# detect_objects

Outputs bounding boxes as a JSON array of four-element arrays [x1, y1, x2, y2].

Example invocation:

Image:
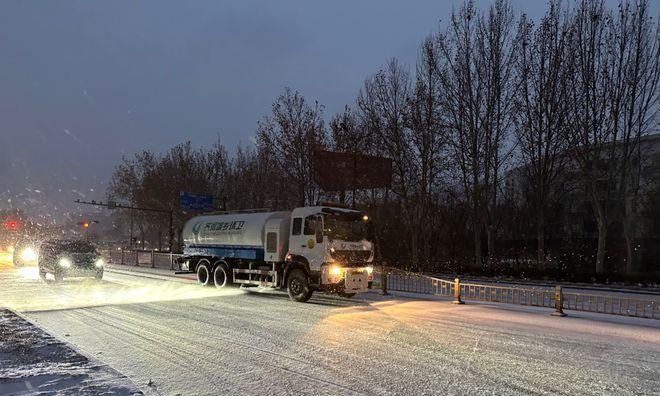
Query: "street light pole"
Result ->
[[74, 199, 175, 252]]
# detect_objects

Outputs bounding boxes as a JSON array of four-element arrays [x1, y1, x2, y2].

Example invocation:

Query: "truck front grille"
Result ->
[[330, 250, 371, 263]]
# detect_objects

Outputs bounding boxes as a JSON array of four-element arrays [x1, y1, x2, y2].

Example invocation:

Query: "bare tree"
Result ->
[[256, 88, 328, 207], [408, 36, 446, 263], [357, 58, 416, 263], [330, 105, 373, 154], [476, 0, 518, 265], [566, 0, 615, 274], [567, 0, 659, 273], [514, 1, 572, 265], [613, 0, 660, 273], [436, 0, 516, 267]]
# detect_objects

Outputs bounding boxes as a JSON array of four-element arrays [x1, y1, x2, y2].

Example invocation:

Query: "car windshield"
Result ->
[[323, 216, 369, 242], [46, 241, 96, 253]]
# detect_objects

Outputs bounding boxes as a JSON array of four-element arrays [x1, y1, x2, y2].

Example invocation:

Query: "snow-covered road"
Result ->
[[0, 263, 658, 395]]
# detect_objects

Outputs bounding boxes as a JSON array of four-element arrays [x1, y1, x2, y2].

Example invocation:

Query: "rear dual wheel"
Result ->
[[212, 262, 231, 289], [197, 260, 232, 289], [197, 261, 212, 286]]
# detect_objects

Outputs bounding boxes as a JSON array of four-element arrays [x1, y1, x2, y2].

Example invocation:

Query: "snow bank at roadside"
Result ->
[[0, 309, 142, 396]]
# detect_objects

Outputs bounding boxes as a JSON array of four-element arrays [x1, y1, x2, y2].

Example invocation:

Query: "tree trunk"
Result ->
[[486, 224, 495, 268], [411, 229, 418, 269], [624, 229, 634, 274], [595, 219, 607, 274], [474, 223, 482, 269], [536, 207, 545, 266], [623, 196, 635, 274]]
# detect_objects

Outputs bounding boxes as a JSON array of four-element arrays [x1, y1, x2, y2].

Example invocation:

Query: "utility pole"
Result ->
[[74, 199, 174, 252]]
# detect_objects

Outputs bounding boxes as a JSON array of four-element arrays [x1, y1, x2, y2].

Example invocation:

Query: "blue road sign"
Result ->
[[180, 191, 214, 212]]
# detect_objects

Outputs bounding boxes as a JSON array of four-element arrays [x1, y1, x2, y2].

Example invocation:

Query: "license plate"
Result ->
[[345, 272, 368, 292]]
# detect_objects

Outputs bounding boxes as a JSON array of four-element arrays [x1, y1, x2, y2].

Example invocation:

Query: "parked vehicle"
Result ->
[[38, 239, 104, 282], [179, 205, 374, 302]]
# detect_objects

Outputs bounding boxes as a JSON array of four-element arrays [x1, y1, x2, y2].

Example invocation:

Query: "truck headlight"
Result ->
[[95, 258, 104, 268], [330, 266, 342, 276], [58, 258, 72, 268], [365, 266, 373, 274], [20, 247, 38, 262]]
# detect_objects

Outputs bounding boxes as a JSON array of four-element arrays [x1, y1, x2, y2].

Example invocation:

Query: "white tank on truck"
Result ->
[[179, 205, 375, 302]]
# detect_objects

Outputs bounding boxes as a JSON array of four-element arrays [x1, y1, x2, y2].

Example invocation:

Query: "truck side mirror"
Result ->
[[315, 217, 323, 244]]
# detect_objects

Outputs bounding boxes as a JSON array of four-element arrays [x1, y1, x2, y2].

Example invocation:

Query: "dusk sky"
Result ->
[[0, 0, 655, 221]]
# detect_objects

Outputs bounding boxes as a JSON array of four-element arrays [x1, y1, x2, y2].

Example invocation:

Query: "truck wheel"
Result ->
[[338, 292, 356, 298], [95, 268, 104, 281], [287, 269, 312, 302], [213, 263, 231, 288], [197, 261, 212, 286], [53, 273, 64, 283]]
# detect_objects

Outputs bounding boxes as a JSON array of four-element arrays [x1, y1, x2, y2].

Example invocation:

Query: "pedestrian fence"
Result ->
[[98, 252, 658, 320], [102, 249, 183, 271], [385, 269, 659, 320]]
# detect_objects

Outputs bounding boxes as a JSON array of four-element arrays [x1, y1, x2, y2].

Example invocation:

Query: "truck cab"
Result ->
[[287, 206, 374, 297]]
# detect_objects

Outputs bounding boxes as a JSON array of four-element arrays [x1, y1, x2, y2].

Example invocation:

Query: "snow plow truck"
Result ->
[[179, 205, 374, 302]]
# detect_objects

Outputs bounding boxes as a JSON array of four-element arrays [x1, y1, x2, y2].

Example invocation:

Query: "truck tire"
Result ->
[[53, 272, 64, 283], [213, 262, 231, 288], [287, 269, 312, 302], [197, 261, 212, 286], [338, 292, 356, 298]]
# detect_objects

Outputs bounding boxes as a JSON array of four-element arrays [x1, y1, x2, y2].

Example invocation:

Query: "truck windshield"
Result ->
[[323, 216, 369, 242]]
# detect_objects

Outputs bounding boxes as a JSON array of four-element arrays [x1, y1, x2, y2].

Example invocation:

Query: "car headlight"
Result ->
[[58, 258, 72, 268], [365, 266, 373, 274], [20, 247, 38, 262], [95, 258, 104, 268]]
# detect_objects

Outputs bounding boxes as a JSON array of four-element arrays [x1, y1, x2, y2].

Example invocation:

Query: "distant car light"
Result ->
[[362, 215, 369, 221], [20, 247, 38, 262], [95, 258, 104, 268], [58, 257, 72, 268]]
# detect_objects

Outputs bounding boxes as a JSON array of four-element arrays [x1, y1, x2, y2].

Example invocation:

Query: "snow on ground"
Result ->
[[1, 260, 659, 395], [0, 308, 142, 396]]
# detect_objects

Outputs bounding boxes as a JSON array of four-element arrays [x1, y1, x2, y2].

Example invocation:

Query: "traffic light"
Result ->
[[78, 220, 99, 229]]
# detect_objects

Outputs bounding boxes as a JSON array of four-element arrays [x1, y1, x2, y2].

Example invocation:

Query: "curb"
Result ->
[[105, 265, 197, 284]]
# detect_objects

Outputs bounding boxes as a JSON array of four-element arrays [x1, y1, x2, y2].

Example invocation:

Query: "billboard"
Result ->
[[313, 150, 392, 191], [180, 192, 214, 212]]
